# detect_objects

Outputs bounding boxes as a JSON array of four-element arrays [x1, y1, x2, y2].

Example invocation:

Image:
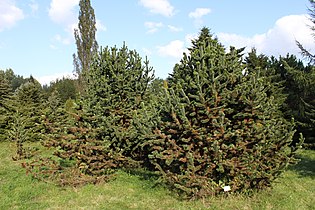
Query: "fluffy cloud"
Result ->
[[168, 25, 183, 32], [217, 15, 315, 57], [139, 0, 175, 17], [156, 34, 199, 59], [157, 40, 188, 58], [189, 8, 211, 27], [185, 33, 198, 45], [145, 21, 163, 33], [189, 8, 211, 19], [0, 0, 24, 32], [48, 0, 105, 46], [142, 47, 152, 56], [48, 0, 79, 25], [48, 0, 78, 46], [96, 19, 106, 32], [29, 0, 39, 15], [36, 72, 76, 85]]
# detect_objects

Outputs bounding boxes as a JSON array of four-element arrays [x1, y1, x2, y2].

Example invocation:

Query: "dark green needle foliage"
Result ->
[[276, 58, 315, 147], [39, 43, 155, 181], [83, 43, 154, 167], [245, 49, 286, 109], [146, 28, 301, 198], [0, 74, 14, 141], [42, 102, 118, 185], [9, 111, 31, 160], [23, 90, 118, 185], [304, 99, 315, 143], [13, 76, 44, 142]]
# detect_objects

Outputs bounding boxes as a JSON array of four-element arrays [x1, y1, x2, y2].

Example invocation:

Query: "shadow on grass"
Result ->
[[122, 168, 183, 197], [123, 168, 161, 184], [289, 153, 315, 179]]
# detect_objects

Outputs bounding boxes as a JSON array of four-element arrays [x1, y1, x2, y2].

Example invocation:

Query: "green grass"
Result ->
[[0, 141, 314, 210]]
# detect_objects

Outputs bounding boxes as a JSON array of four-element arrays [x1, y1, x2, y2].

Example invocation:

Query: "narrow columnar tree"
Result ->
[[73, 0, 98, 93]]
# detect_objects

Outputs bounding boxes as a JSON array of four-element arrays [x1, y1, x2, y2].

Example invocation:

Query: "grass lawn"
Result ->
[[0, 141, 314, 210]]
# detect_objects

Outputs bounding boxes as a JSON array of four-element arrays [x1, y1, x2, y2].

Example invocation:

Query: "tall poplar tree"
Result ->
[[73, 0, 98, 93]]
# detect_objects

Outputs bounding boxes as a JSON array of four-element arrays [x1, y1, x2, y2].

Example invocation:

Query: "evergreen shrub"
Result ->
[[145, 28, 302, 198]]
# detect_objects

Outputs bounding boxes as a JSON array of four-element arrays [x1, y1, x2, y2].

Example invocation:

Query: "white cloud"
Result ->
[[217, 15, 315, 57], [49, 44, 58, 50], [185, 33, 198, 45], [189, 8, 211, 27], [189, 8, 211, 19], [96, 19, 106, 32], [29, 0, 39, 15], [145, 21, 163, 33], [139, 0, 175, 17], [48, 0, 78, 46], [168, 25, 183, 32], [142, 47, 152, 56], [0, 41, 5, 49], [157, 40, 188, 59], [48, 0, 79, 24], [54, 34, 71, 45], [48, 0, 105, 46], [0, 0, 24, 31], [36, 72, 76, 85]]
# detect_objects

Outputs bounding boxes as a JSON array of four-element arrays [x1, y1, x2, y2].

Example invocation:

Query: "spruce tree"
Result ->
[[296, 0, 315, 64], [146, 28, 300, 198], [35, 43, 155, 184], [9, 111, 30, 160], [85, 43, 154, 165], [303, 98, 315, 149], [41, 101, 118, 184], [73, 0, 98, 93], [245, 49, 286, 114], [279, 59, 315, 146], [0, 75, 13, 141], [14, 76, 44, 142], [45, 77, 77, 103]]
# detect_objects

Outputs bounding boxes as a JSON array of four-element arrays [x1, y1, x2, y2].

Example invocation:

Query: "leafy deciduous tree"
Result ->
[[73, 0, 98, 93]]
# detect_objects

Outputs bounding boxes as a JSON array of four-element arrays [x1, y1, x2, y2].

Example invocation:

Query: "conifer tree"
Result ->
[[296, 0, 315, 64], [73, 0, 98, 93], [0, 75, 13, 141], [41, 100, 118, 183], [294, 0, 315, 145], [45, 78, 77, 103], [303, 98, 315, 148], [14, 76, 44, 142], [0, 69, 28, 92], [85, 43, 154, 164], [146, 28, 300, 198], [9, 111, 30, 160], [279, 59, 315, 146], [245, 49, 286, 113]]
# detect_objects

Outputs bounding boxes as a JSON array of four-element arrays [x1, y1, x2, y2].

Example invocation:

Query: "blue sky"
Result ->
[[0, 0, 314, 84]]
